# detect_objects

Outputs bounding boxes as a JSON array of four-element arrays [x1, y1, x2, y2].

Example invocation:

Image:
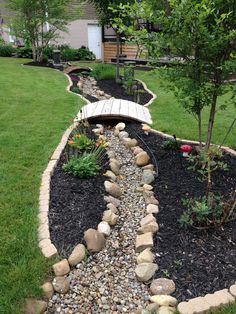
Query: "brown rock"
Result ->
[[145, 195, 159, 205], [137, 222, 159, 234], [41, 282, 54, 299], [136, 232, 153, 252], [106, 203, 118, 213], [84, 228, 105, 252], [104, 195, 121, 207], [133, 147, 144, 155], [143, 164, 154, 170], [135, 263, 158, 282], [104, 181, 122, 198], [103, 209, 118, 226], [137, 248, 154, 264], [135, 151, 150, 166], [25, 298, 47, 314], [68, 244, 86, 266], [146, 303, 159, 313], [52, 259, 70, 276], [104, 170, 116, 181], [150, 278, 176, 295], [140, 214, 156, 226], [109, 158, 121, 168], [109, 162, 120, 175], [123, 138, 138, 148], [52, 276, 70, 294]]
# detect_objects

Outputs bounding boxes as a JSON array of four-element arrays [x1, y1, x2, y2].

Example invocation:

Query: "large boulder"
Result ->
[[84, 229, 105, 252], [68, 244, 86, 266]]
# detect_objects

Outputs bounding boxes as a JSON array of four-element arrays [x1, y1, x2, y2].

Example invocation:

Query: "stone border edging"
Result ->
[[65, 73, 91, 104], [149, 128, 236, 157], [137, 79, 157, 108]]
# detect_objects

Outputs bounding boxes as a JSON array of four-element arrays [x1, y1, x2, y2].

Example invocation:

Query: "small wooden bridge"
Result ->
[[77, 99, 152, 124]]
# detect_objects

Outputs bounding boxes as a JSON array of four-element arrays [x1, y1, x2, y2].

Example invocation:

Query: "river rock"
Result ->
[[25, 298, 47, 314], [142, 170, 155, 185], [107, 150, 116, 159], [123, 138, 138, 148], [143, 164, 154, 171], [133, 147, 144, 155], [137, 248, 155, 264], [68, 244, 86, 266], [106, 203, 118, 213], [150, 295, 177, 307], [52, 276, 70, 294], [137, 222, 159, 234], [104, 170, 116, 181], [52, 259, 70, 276], [115, 122, 126, 131], [109, 158, 121, 168], [103, 209, 118, 226], [110, 162, 120, 175], [158, 306, 176, 314], [143, 184, 153, 191], [84, 229, 105, 252], [104, 181, 122, 198], [135, 263, 158, 282], [136, 232, 153, 252], [135, 151, 150, 166], [41, 282, 54, 299], [98, 221, 111, 236], [146, 204, 159, 214], [119, 131, 129, 140], [140, 214, 156, 226], [104, 195, 121, 207], [150, 278, 176, 295]]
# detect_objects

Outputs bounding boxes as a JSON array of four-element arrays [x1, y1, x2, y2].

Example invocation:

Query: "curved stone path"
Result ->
[[47, 129, 150, 313]]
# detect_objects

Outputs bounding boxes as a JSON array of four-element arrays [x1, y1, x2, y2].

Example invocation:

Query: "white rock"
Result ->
[[135, 263, 158, 282], [115, 122, 126, 131], [150, 295, 177, 307], [147, 204, 159, 214], [137, 248, 154, 264], [97, 221, 111, 236]]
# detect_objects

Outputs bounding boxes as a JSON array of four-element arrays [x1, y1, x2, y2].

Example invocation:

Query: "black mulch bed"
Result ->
[[49, 125, 109, 257], [24, 61, 53, 68], [126, 122, 236, 301], [96, 79, 153, 106]]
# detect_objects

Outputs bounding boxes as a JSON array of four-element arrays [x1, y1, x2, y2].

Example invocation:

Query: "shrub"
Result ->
[[68, 133, 94, 151], [123, 64, 135, 94], [71, 86, 81, 94], [63, 153, 101, 178], [16, 47, 33, 58], [61, 47, 78, 61], [162, 138, 181, 151], [0, 37, 5, 45], [0, 44, 14, 57], [91, 63, 116, 80], [77, 46, 95, 61]]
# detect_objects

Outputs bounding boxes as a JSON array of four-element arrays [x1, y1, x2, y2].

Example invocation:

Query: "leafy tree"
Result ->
[[6, 0, 81, 62], [111, 0, 236, 149]]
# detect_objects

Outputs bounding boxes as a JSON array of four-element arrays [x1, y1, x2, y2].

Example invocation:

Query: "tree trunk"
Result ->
[[205, 91, 218, 150], [198, 111, 202, 149], [32, 44, 37, 62], [116, 32, 120, 82]]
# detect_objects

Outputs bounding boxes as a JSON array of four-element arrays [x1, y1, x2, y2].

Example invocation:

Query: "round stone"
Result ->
[[150, 278, 176, 295]]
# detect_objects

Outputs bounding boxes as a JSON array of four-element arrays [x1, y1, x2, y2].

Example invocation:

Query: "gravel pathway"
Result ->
[[47, 129, 150, 313]]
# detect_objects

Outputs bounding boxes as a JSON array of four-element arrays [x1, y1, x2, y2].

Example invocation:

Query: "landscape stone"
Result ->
[[137, 222, 159, 234], [106, 202, 118, 213], [188, 297, 210, 313], [104, 181, 122, 198], [104, 170, 116, 181], [150, 295, 177, 307], [142, 170, 155, 185], [147, 204, 159, 214], [102, 209, 118, 226], [137, 248, 154, 264], [135, 263, 158, 282], [119, 131, 129, 140], [158, 306, 176, 314], [143, 164, 154, 170], [140, 214, 156, 226], [133, 147, 144, 155], [52, 276, 70, 294], [68, 244, 86, 266], [115, 122, 126, 131], [84, 229, 105, 252], [107, 150, 116, 158], [52, 259, 70, 276], [136, 232, 153, 252], [41, 243, 57, 259], [150, 278, 176, 295], [229, 284, 236, 297], [135, 151, 150, 166], [213, 289, 235, 304], [123, 138, 138, 148], [177, 302, 195, 314], [204, 293, 223, 310], [104, 195, 121, 207], [110, 162, 120, 175], [109, 158, 121, 168], [145, 195, 159, 205], [143, 184, 153, 190], [114, 128, 120, 136], [98, 221, 111, 236], [41, 282, 54, 299], [25, 298, 47, 314], [146, 303, 159, 313]]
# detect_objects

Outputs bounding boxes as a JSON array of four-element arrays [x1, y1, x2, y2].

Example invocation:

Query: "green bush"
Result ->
[[16, 47, 33, 58], [0, 44, 14, 57], [68, 133, 95, 151], [63, 153, 101, 178], [77, 46, 95, 61], [0, 37, 5, 45], [61, 47, 78, 61], [162, 138, 181, 150], [91, 63, 116, 80]]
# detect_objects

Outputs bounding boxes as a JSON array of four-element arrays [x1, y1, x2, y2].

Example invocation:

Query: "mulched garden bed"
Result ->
[[48, 125, 109, 257], [126, 122, 236, 301], [96, 79, 153, 105]]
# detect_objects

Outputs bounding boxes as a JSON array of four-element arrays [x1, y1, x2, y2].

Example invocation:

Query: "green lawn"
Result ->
[[0, 58, 84, 313]]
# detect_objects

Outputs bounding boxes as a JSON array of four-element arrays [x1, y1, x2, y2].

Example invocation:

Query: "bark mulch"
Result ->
[[126, 122, 236, 301], [48, 125, 109, 257]]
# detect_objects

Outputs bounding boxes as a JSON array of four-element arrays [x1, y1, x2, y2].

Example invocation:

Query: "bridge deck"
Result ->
[[77, 99, 152, 124]]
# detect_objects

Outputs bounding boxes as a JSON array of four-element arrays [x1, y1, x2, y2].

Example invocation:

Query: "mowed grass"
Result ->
[[0, 58, 83, 313], [136, 69, 236, 149]]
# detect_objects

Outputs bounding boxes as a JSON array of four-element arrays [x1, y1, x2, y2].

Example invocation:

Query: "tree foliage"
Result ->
[[6, 0, 81, 62]]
